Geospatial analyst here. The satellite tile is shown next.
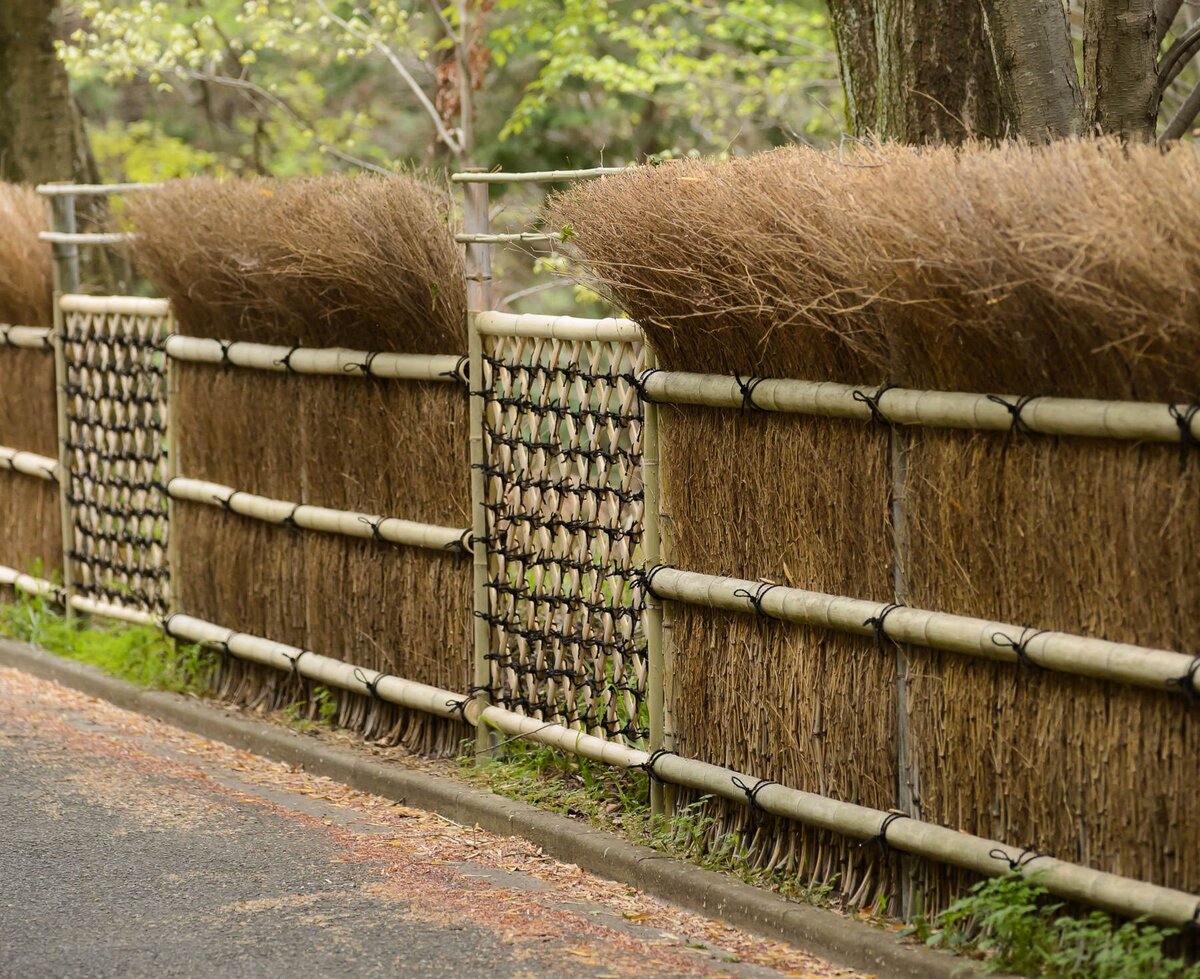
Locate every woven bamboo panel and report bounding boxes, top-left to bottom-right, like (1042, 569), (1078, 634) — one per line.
(62, 305), (171, 615)
(480, 332), (649, 742)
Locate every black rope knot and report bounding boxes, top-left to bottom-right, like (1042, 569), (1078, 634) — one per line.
(273, 345), (301, 371)
(1167, 654), (1200, 704)
(860, 811), (907, 854)
(359, 515), (389, 544)
(852, 383), (899, 426)
(1168, 403), (1200, 472)
(988, 844), (1044, 873)
(733, 374), (766, 411)
(631, 368), (662, 404)
(986, 394), (1042, 438)
(733, 582), (782, 620)
(863, 602), (905, 652)
(440, 355), (469, 385)
(346, 351), (382, 377)
(731, 775), (776, 810)
(638, 563), (671, 600)
(280, 503), (302, 530)
(991, 626), (1048, 672)
(352, 667), (387, 700)
(444, 529), (473, 557)
(285, 649), (308, 676)
(217, 340), (235, 366)
(635, 748), (674, 784)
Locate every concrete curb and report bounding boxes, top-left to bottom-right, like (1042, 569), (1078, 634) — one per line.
(0, 639), (984, 979)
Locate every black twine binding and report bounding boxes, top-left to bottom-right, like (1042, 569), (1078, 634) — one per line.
(733, 582), (782, 620)
(636, 748), (674, 784)
(988, 844), (1044, 873)
(860, 811), (907, 854)
(734, 374), (766, 411)
(280, 503), (302, 530)
(445, 529), (473, 557)
(992, 626), (1047, 672)
(441, 356), (469, 385)
(359, 515), (389, 543)
(217, 340), (235, 366)
(731, 775), (776, 809)
(631, 367), (662, 404)
(446, 687), (483, 719)
(1167, 654), (1200, 704)
(352, 667), (388, 700)
(852, 383), (899, 426)
(284, 649), (308, 676)
(638, 563), (671, 600)
(986, 394), (1041, 438)
(864, 603), (905, 652)
(1168, 404), (1200, 472)
(346, 351), (382, 377)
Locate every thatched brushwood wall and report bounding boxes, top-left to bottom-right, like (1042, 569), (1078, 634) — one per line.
(0, 184), (60, 578)
(549, 139), (1200, 912)
(130, 176), (471, 753)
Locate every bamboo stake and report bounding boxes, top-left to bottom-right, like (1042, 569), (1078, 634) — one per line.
(164, 332), (181, 614)
(648, 567), (1200, 697)
(463, 173), (495, 760)
(164, 335), (465, 382)
(455, 232), (561, 244)
(640, 372), (1198, 444)
(2, 563), (1196, 927)
(36, 182), (161, 197)
(0, 446), (59, 481)
(642, 343), (667, 817)
(39, 231), (134, 246)
(474, 310), (642, 343)
(167, 477), (468, 552)
(50, 295), (76, 620)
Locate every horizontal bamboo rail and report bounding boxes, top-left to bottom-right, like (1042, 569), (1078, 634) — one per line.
(59, 294), (171, 316)
(36, 182), (161, 197)
(164, 336), (465, 382)
(473, 310), (643, 343)
(0, 325), (53, 350)
(640, 372), (1199, 444)
(167, 478), (470, 552)
(2, 561), (1196, 927)
(0, 447), (59, 481)
(648, 567), (1200, 697)
(39, 231), (134, 246)
(451, 167), (634, 183)
(455, 232), (561, 244)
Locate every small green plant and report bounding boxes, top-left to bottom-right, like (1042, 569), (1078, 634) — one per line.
(0, 593), (216, 694)
(282, 684), (339, 732)
(927, 873), (1200, 978)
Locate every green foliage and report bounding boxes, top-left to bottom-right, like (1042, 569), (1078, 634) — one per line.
(282, 684), (339, 730)
(0, 593), (216, 694)
(926, 873), (1200, 978)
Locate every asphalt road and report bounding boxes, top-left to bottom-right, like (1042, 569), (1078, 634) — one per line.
(0, 668), (850, 979)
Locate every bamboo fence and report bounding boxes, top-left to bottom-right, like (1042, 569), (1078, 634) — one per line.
(0, 174), (1196, 934)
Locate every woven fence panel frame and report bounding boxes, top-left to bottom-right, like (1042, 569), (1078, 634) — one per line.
(480, 332), (650, 743)
(62, 304), (171, 616)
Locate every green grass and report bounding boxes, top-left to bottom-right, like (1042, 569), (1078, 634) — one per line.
(908, 873), (1200, 978)
(0, 592), (216, 695)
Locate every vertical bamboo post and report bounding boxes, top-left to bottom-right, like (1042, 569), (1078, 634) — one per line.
(164, 312), (181, 615)
(890, 424), (921, 919)
(48, 189), (80, 618)
(463, 172), (494, 758)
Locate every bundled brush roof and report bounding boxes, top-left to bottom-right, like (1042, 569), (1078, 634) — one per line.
(548, 140), (1200, 402)
(129, 175), (466, 353)
(0, 184), (53, 327)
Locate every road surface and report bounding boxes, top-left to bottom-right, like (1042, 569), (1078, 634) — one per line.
(0, 667), (855, 978)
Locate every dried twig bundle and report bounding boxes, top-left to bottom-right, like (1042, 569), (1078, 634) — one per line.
(0, 184), (52, 327)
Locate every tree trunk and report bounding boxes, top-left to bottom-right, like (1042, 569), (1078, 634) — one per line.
(1084, 0), (1160, 140)
(828, 0), (1007, 142)
(0, 0), (88, 183)
(982, 0), (1083, 140)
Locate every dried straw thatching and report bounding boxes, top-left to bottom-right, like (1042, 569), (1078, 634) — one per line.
(136, 175), (471, 753)
(553, 140), (1200, 910)
(129, 175), (465, 351)
(0, 184), (59, 577)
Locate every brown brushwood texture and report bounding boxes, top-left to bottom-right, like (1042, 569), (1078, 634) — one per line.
(138, 174), (471, 753)
(662, 405), (898, 907)
(0, 184), (58, 578)
(552, 140), (1200, 911)
(904, 431), (1200, 902)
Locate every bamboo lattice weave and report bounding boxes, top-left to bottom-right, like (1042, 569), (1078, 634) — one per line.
(61, 303), (171, 615)
(480, 330), (650, 742)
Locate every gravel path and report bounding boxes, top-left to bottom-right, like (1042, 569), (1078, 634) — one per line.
(0, 667), (862, 979)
